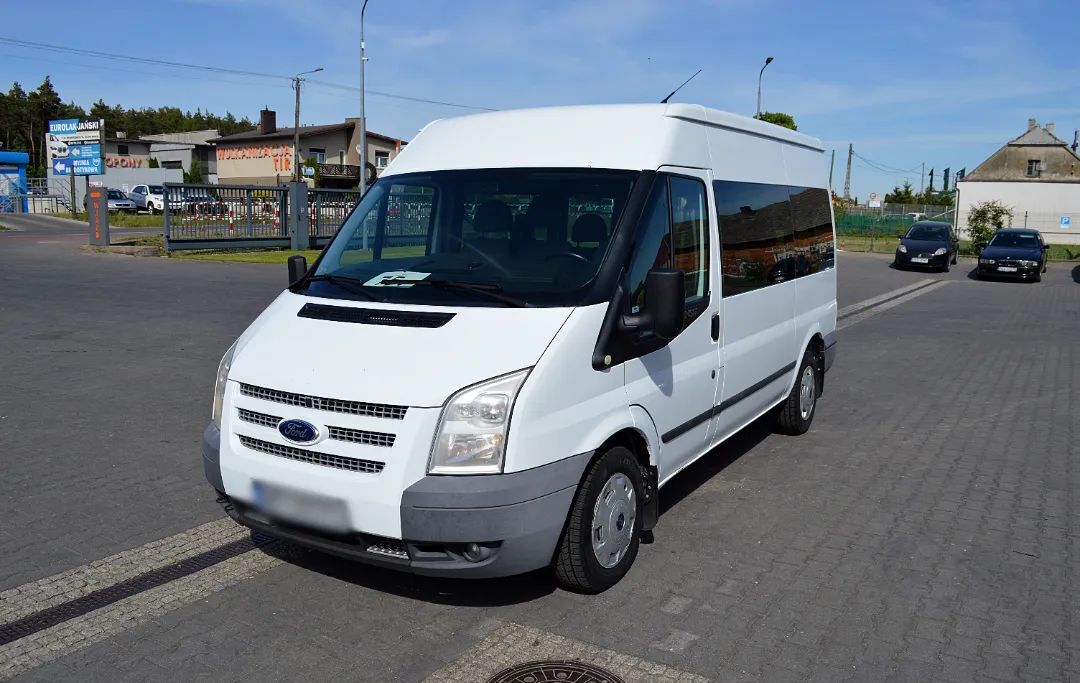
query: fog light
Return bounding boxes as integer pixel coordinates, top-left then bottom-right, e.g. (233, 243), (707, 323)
(461, 542), (497, 563)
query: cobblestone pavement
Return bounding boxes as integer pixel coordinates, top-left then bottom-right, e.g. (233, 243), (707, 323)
(2, 229), (1078, 682)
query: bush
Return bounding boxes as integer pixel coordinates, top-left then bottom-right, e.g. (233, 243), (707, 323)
(967, 200), (1012, 254)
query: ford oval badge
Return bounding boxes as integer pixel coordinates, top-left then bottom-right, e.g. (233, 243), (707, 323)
(278, 419), (319, 444)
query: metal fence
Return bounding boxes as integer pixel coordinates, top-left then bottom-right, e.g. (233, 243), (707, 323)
(308, 188), (360, 243)
(164, 183), (289, 251)
(845, 203), (953, 219)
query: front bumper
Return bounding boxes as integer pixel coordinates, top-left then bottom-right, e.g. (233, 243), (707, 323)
(977, 263), (1039, 279)
(895, 251), (948, 269)
(203, 422), (589, 578)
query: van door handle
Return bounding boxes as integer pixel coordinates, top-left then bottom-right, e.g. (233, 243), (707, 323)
(711, 314), (720, 341)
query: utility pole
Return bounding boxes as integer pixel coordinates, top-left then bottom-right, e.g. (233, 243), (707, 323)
(291, 67), (324, 183)
(359, 0), (370, 194)
(919, 161), (925, 194)
(843, 143), (853, 201)
(828, 149), (836, 191)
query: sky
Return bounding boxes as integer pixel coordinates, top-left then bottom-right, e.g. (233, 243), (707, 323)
(4, 0), (1080, 200)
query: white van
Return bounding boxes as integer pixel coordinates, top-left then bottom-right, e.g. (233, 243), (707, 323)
(202, 104), (837, 592)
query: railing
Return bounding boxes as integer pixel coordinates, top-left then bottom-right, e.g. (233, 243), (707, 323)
(164, 183), (289, 252)
(307, 188), (361, 244)
(317, 163), (361, 178)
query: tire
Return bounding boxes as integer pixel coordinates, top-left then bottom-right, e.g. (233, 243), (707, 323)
(554, 446), (643, 593)
(147, 202), (157, 214)
(776, 346), (820, 436)
(942, 260), (950, 273)
(1034, 271), (1042, 283)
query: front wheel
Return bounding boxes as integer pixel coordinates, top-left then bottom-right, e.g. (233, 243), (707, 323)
(776, 347), (819, 435)
(554, 446), (643, 593)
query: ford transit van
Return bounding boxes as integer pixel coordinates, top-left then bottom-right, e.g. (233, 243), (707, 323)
(202, 104), (837, 592)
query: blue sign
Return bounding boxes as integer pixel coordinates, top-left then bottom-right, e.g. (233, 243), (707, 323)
(1061, 216), (1071, 229)
(48, 118), (104, 176)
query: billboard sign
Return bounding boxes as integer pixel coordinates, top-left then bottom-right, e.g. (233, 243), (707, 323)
(48, 118), (104, 176)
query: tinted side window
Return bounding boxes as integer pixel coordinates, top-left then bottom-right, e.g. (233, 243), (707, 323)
(714, 181), (793, 297)
(787, 186), (834, 276)
(625, 179), (671, 316)
(670, 176), (709, 310)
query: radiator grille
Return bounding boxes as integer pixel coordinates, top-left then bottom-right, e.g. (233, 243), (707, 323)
(240, 383), (407, 420)
(238, 435), (384, 474)
(327, 426), (396, 448)
(237, 408), (279, 428)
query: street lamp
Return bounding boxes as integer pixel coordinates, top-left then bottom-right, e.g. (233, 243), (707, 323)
(358, 0), (370, 193)
(292, 66), (324, 183)
(755, 56), (774, 119)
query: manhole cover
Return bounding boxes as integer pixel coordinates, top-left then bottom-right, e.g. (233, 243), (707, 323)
(486, 660), (625, 683)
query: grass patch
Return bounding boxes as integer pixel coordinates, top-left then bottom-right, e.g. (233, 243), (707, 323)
(172, 249), (324, 265)
(70, 211), (164, 228)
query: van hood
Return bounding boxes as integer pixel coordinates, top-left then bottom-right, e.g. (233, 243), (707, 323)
(228, 291), (573, 407)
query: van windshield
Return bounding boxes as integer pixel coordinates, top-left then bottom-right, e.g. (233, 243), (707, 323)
(303, 169), (638, 307)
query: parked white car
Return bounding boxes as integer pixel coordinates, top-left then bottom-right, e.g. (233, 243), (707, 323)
(128, 184), (166, 213)
(202, 104), (838, 592)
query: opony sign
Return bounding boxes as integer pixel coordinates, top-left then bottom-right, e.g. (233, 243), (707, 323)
(48, 118), (104, 176)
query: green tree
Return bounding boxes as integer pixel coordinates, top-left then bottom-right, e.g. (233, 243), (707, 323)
(885, 181), (916, 204)
(147, 157), (160, 168)
(184, 158), (204, 183)
(755, 111), (797, 130)
(967, 200), (1013, 253)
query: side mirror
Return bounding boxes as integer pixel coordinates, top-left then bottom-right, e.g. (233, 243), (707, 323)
(619, 268), (685, 341)
(1042, 244), (1049, 250)
(287, 255), (308, 286)
(897, 234), (904, 240)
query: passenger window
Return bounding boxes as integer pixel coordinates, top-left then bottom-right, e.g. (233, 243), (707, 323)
(624, 174), (710, 324)
(787, 187), (835, 276)
(714, 181), (794, 297)
(669, 177), (709, 306)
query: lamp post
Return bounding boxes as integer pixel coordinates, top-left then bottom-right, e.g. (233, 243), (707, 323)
(358, 0), (370, 193)
(292, 67), (324, 183)
(755, 56), (774, 119)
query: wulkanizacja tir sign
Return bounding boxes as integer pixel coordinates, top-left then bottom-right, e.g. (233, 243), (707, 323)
(47, 118), (105, 176)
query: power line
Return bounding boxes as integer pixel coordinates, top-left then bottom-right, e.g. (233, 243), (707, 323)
(0, 36), (496, 112)
(852, 151), (920, 175)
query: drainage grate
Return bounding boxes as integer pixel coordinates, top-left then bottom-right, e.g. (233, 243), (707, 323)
(0, 534), (273, 647)
(487, 661), (625, 683)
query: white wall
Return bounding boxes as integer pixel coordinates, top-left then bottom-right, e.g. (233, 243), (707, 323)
(956, 180), (1080, 244)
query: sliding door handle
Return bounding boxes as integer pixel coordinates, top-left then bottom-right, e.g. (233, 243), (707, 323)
(711, 314), (720, 341)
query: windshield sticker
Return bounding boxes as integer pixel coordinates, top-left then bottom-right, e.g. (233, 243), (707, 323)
(364, 271), (432, 287)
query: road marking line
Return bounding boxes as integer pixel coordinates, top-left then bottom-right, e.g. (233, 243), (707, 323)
(838, 281), (951, 331)
(422, 621), (707, 683)
(0, 518), (245, 625)
(838, 279), (936, 319)
(0, 545), (296, 682)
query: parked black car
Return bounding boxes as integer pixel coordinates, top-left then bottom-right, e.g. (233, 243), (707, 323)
(976, 229), (1048, 282)
(894, 221), (959, 272)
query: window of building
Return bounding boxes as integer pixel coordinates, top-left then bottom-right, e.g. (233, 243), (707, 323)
(117, 144), (129, 155)
(714, 181), (794, 297)
(375, 151), (390, 169)
(308, 147), (326, 164)
(1027, 160), (1041, 177)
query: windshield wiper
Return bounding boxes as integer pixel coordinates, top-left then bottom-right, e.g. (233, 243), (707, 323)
(304, 274), (384, 302)
(379, 277), (532, 307)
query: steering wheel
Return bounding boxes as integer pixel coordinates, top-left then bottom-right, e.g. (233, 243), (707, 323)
(544, 251), (590, 265)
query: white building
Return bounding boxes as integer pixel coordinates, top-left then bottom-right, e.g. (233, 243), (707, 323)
(956, 118), (1080, 244)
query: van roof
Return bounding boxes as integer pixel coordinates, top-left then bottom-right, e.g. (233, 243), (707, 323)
(384, 103), (824, 177)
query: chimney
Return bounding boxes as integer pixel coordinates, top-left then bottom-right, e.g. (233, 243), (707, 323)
(258, 109), (277, 135)
(1046, 122), (1055, 135)
(1027, 118), (1038, 131)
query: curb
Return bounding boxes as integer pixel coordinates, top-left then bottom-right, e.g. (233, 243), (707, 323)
(79, 244), (163, 258)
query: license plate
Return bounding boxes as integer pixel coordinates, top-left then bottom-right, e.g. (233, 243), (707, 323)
(252, 481), (350, 533)
(997, 266), (1018, 272)
(911, 257), (929, 264)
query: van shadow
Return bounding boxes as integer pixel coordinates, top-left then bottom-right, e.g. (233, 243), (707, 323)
(260, 414), (774, 605)
(260, 540), (556, 606)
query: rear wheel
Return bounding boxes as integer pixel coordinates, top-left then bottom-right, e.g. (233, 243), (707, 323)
(554, 446), (643, 593)
(776, 346), (819, 435)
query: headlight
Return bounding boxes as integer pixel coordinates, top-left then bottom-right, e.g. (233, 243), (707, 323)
(211, 341), (238, 428)
(429, 369), (530, 474)
(1018, 259), (1038, 267)
(897, 244), (907, 253)
(934, 248), (947, 256)
(979, 258), (995, 265)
